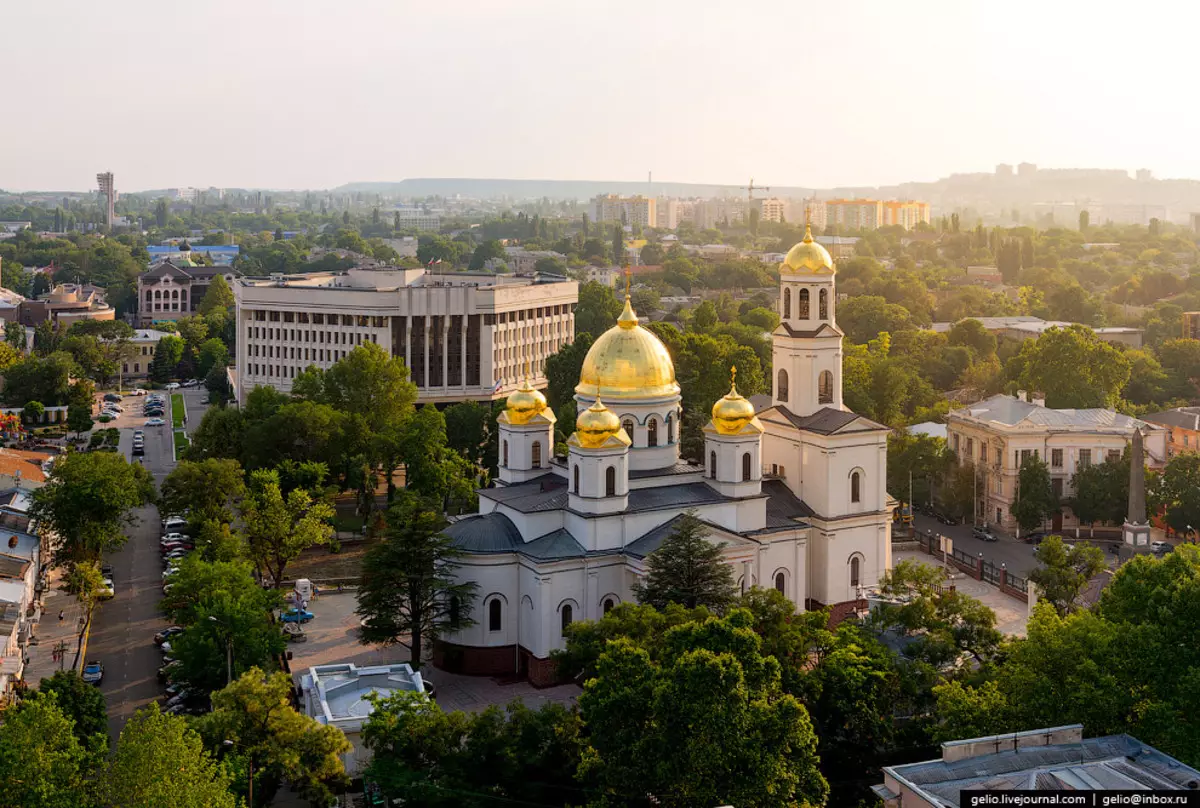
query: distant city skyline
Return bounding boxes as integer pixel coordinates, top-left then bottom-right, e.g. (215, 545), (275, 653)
(2, 0), (1197, 192)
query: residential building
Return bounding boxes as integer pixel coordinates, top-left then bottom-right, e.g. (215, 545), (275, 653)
(945, 393), (1166, 533)
(300, 662), (426, 776)
(234, 268), (578, 406)
(752, 197), (787, 223)
(875, 724), (1200, 808)
(1136, 168), (1153, 182)
(18, 284), (114, 327)
(0, 285), (24, 323)
(503, 248), (567, 274)
(381, 237), (418, 258)
(881, 200), (931, 229)
(437, 225), (893, 685)
(590, 195), (656, 228)
(584, 266), (620, 287)
(692, 198), (746, 229)
(789, 198), (827, 230)
(0, 222), (31, 234)
(0, 448), (53, 490)
(96, 172), (115, 229)
(825, 199), (884, 230)
(655, 197), (681, 229)
(121, 328), (172, 379)
(995, 163), (1014, 177)
(1100, 203), (1168, 226)
(390, 209), (441, 231)
(814, 235), (859, 260)
(1142, 406), (1200, 457)
(137, 260), (240, 327)
(1018, 161), (1038, 177)
(930, 316), (1143, 349)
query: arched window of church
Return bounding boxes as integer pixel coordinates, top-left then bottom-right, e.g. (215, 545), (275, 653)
(819, 288), (828, 320)
(818, 370), (833, 404)
(783, 287), (791, 319)
(502, 440), (509, 468)
(647, 418), (658, 447)
(742, 452), (752, 481)
(531, 441), (541, 468)
(798, 288), (810, 318)
(605, 466), (616, 497)
(573, 465), (579, 493)
(449, 596), (462, 629)
(603, 597), (615, 614)
(777, 369), (789, 402)
(851, 470), (861, 503)
(850, 555), (861, 587)
(561, 603), (573, 633)
(622, 419), (634, 442)
(666, 414), (674, 444)
(488, 598), (502, 632)
(775, 571), (786, 594)
(709, 451), (717, 479)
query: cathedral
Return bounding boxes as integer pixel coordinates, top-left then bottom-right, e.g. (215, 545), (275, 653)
(436, 226), (894, 685)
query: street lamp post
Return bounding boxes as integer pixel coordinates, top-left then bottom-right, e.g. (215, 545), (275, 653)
(222, 739), (253, 807)
(208, 615), (233, 685)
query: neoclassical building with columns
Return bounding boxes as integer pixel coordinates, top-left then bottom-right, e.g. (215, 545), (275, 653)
(437, 226), (894, 685)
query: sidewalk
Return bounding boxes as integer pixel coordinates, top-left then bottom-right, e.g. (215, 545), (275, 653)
(893, 549), (1030, 637)
(24, 567), (85, 683)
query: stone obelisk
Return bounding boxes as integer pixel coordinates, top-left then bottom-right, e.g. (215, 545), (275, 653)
(1122, 426), (1150, 549)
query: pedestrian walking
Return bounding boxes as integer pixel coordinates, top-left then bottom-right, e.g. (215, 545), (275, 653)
(58, 609), (64, 622)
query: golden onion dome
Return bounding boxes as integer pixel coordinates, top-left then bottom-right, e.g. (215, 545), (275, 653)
(505, 377), (547, 425)
(575, 296), (680, 400)
(782, 223), (834, 275)
(711, 368), (758, 434)
(574, 397), (624, 448)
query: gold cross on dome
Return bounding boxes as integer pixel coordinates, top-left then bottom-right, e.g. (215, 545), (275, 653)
(731, 364), (737, 385)
(624, 266), (632, 297)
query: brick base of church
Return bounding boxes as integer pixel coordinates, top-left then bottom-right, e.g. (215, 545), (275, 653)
(432, 640), (565, 688)
(806, 598), (868, 628)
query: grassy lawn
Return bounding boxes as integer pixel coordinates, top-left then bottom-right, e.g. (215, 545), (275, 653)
(173, 429), (189, 454)
(288, 537), (377, 581)
(171, 394), (185, 428)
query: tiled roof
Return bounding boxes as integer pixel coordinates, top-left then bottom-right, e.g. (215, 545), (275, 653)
(764, 405), (887, 435)
(520, 529), (587, 560)
(0, 553), (29, 579)
(761, 479), (814, 527)
(0, 449), (51, 483)
(778, 322), (842, 339)
(952, 394), (1155, 431)
(444, 513), (522, 553)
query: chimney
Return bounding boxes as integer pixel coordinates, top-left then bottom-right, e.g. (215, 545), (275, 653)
(1031, 393), (1046, 407)
(1016, 390), (1028, 402)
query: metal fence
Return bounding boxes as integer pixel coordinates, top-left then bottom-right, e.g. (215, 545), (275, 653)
(981, 560), (1000, 586)
(1006, 573), (1028, 593)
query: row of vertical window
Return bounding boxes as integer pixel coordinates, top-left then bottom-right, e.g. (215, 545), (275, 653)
(782, 287), (828, 320)
(776, 370), (834, 404)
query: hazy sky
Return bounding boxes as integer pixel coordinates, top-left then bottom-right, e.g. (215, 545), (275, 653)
(3, 0), (1194, 192)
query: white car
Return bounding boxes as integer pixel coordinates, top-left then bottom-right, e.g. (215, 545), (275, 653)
(162, 532), (189, 541)
(146, 418), (166, 427)
(163, 516), (187, 531)
(129, 389), (148, 396)
(99, 578), (115, 599)
(1151, 540), (1171, 553)
(164, 383), (180, 390)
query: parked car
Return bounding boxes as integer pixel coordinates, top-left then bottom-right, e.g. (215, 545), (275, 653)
(164, 382), (180, 390)
(146, 418), (166, 427)
(162, 532), (190, 542)
(1151, 540), (1172, 554)
(103, 393), (122, 402)
(101, 563), (113, 578)
(132, 444), (145, 457)
(154, 626), (184, 646)
(82, 661), (104, 685)
(98, 578), (115, 599)
(157, 660), (180, 683)
(180, 379), (199, 388)
(129, 388), (147, 396)
(281, 608), (315, 623)
(161, 542), (193, 552)
(972, 526), (998, 542)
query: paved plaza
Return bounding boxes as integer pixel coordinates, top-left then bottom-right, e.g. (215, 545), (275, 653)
(893, 549), (1032, 636)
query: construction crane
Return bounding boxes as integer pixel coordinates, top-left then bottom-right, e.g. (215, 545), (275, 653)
(740, 178), (770, 203)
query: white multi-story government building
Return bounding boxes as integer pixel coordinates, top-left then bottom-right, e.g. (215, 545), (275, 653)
(233, 268), (578, 405)
(437, 225), (894, 685)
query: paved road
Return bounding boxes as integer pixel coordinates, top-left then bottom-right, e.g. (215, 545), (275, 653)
(909, 514), (1123, 579)
(87, 387), (209, 741)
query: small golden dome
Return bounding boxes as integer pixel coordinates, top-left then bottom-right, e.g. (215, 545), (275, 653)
(576, 296), (680, 401)
(711, 368), (758, 434)
(573, 397), (624, 448)
(505, 378), (547, 425)
(782, 223), (834, 275)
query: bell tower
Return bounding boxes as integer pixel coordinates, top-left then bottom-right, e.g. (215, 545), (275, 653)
(497, 374), (556, 485)
(703, 367), (764, 498)
(772, 223), (843, 416)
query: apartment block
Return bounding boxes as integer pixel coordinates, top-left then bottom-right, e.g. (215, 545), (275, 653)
(882, 200), (931, 229)
(825, 199), (883, 230)
(590, 195), (656, 228)
(234, 268), (579, 405)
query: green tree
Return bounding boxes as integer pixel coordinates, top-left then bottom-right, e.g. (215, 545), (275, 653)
(31, 450), (155, 563)
(574, 281), (622, 339)
(888, 431), (954, 508)
(363, 694), (583, 808)
(1012, 325), (1130, 408)
(241, 468), (334, 588)
(22, 399), (45, 426)
(401, 405), (479, 511)
(317, 342), (417, 434)
(67, 381), (94, 435)
(1028, 536), (1106, 615)
(946, 317), (997, 359)
(738, 306), (779, 331)
(160, 458), (246, 526)
(633, 512), (737, 611)
(356, 497), (478, 668)
(36, 670), (109, 746)
(578, 610), (828, 808)
(196, 668), (351, 806)
(161, 557), (281, 627)
(611, 224), (624, 266)
(100, 704), (238, 808)
(198, 274), (234, 315)
(4, 319), (25, 350)
(443, 400), (491, 469)
(1011, 454), (1058, 534)
(150, 335), (185, 383)
(837, 295), (914, 344)
(0, 695), (96, 808)
(2, 352), (75, 406)
(544, 333), (593, 409)
(1070, 452), (1130, 530)
(196, 338), (228, 379)
(467, 239), (506, 271)
(553, 601), (711, 682)
(1150, 451), (1200, 538)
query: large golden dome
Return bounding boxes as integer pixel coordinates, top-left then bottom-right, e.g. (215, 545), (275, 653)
(783, 223), (834, 275)
(575, 296), (680, 400)
(573, 397), (628, 449)
(504, 377), (548, 425)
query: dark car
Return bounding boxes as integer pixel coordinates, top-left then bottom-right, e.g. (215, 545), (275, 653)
(132, 444), (145, 456)
(972, 526), (998, 542)
(100, 563), (113, 578)
(103, 393), (122, 403)
(154, 626), (184, 646)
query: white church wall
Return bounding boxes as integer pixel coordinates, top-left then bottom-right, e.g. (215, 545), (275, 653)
(447, 556), (518, 649)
